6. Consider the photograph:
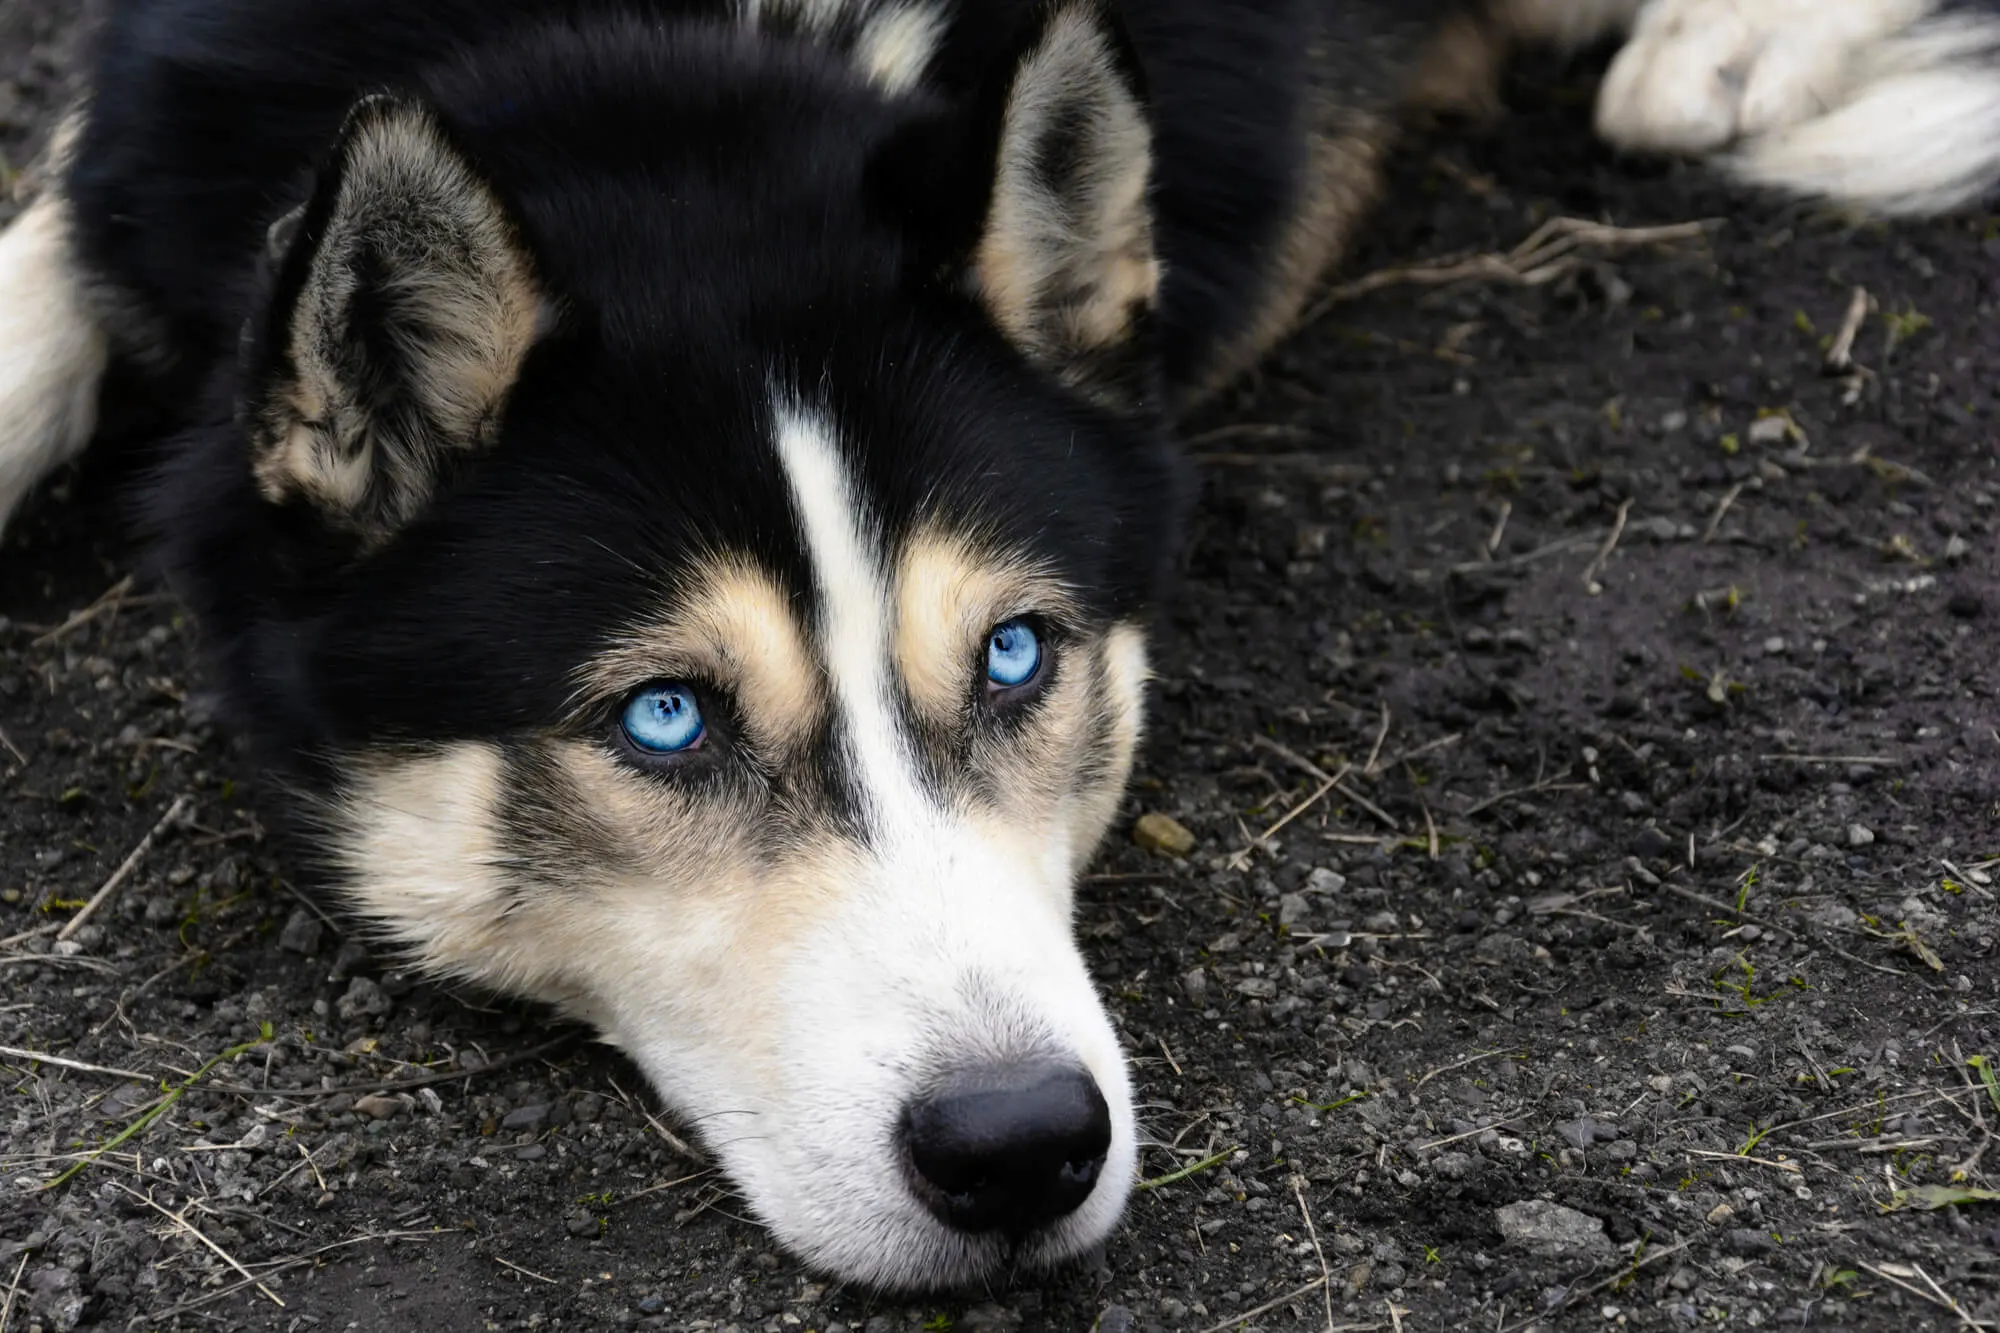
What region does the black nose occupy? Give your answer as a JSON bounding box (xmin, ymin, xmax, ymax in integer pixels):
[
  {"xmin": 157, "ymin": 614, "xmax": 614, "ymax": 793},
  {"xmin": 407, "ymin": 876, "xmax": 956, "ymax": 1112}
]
[{"xmin": 902, "ymin": 1063, "xmax": 1112, "ymax": 1236}]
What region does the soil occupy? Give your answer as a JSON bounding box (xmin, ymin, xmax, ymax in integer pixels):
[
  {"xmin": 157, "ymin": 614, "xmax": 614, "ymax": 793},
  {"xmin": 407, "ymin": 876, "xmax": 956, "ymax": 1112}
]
[{"xmin": 3, "ymin": 7, "xmax": 1998, "ymax": 1333}]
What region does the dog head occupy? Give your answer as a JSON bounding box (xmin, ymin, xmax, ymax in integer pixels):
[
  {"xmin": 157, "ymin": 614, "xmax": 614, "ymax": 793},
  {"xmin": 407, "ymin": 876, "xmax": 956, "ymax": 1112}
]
[{"xmin": 178, "ymin": 2, "xmax": 1183, "ymax": 1290}]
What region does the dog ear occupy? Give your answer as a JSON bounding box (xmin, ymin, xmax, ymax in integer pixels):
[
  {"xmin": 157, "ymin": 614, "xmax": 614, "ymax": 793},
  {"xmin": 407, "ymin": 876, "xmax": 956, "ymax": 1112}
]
[
  {"xmin": 975, "ymin": 1, "xmax": 1157, "ymax": 405},
  {"xmin": 872, "ymin": 1, "xmax": 1157, "ymax": 405},
  {"xmin": 244, "ymin": 95, "xmax": 547, "ymax": 543}
]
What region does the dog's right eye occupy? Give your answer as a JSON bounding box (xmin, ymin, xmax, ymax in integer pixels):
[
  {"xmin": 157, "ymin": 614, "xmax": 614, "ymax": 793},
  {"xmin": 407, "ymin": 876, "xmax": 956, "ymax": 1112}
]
[{"xmin": 619, "ymin": 682, "xmax": 706, "ymax": 754}]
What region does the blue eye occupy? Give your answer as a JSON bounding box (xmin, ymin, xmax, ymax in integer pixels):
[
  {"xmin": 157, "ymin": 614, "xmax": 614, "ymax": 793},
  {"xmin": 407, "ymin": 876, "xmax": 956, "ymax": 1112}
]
[
  {"xmin": 986, "ymin": 619, "xmax": 1042, "ymax": 689},
  {"xmin": 620, "ymin": 682, "xmax": 706, "ymax": 754}
]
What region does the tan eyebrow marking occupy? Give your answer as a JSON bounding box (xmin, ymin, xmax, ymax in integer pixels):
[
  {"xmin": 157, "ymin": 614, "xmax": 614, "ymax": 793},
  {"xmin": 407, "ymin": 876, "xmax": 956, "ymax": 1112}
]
[
  {"xmin": 893, "ymin": 527, "xmax": 1078, "ymax": 722},
  {"xmin": 580, "ymin": 555, "xmax": 825, "ymax": 760}
]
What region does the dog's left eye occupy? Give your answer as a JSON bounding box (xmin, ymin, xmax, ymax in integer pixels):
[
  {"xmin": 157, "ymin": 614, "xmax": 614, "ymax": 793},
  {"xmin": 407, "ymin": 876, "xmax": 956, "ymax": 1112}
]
[
  {"xmin": 620, "ymin": 682, "xmax": 706, "ymax": 753},
  {"xmin": 985, "ymin": 619, "xmax": 1042, "ymax": 689}
]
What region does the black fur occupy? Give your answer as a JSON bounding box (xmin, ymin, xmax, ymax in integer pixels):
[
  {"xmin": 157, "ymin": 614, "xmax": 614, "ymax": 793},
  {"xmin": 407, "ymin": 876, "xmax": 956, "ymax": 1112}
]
[{"xmin": 69, "ymin": 1, "xmax": 1257, "ymax": 772}]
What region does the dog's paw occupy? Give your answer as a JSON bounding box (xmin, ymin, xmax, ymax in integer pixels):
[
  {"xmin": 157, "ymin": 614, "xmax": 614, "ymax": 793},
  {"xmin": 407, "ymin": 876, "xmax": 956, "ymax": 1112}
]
[
  {"xmin": 1596, "ymin": 0, "xmax": 2000, "ymax": 213},
  {"xmin": 1595, "ymin": 0, "xmax": 1934, "ymax": 153}
]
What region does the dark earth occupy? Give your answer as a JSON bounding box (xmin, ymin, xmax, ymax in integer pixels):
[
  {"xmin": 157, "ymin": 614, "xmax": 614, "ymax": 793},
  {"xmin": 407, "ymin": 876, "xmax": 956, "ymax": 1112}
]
[{"xmin": 4, "ymin": 4, "xmax": 1998, "ymax": 1331}]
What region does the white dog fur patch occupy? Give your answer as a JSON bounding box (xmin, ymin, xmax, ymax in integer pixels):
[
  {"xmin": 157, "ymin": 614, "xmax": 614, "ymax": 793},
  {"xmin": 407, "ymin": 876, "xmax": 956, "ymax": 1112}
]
[
  {"xmin": 1598, "ymin": 0, "xmax": 2000, "ymax": 213},
  {"xmin": 0, "ymin": 191, "xmax": 109, "ymax": 535}
]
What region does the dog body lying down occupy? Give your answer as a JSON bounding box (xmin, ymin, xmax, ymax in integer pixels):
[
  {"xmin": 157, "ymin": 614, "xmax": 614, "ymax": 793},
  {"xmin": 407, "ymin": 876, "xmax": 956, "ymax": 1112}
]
[{"xmin": 0, "ymin": 0, "xmax": 1994, "ymax": 1290}]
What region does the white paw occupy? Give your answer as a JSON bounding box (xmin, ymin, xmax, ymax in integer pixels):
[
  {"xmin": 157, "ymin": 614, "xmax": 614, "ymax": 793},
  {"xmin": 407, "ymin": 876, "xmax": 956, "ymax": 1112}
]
[
  {"xmin": 1596, "ymin": 0, "xmax": 2000, "ymax": 214},
  {"xmin": 1595, "ymin": 0, "xmax": 1936, "ymax": 153}
]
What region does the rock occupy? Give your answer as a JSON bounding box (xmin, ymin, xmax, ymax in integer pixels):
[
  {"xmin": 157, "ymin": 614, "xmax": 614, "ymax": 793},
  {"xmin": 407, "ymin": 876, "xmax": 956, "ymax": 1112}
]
[
  {"xmin": 1494, "ymin": 1200, "xmax": 1611, "ymax": 1256},
  {"xmin": 1847, "ymin": 824, "xmax": 1875, "ymax": 848},
  {"xmin": 1633, "ymin": 826, "xmax": 1678, "ymax": 859},
  {"xmin": 278, "ymin": 908, "xmax": 324, "ymax": 956},
  {"xmin": 1706, "ymin": 1201, "xmax": 1736, "ymax": 1225},
  {"xmin": 1181, "ymin": 968, "xmax": 1207, "ymax": 1001},
  {"xmin": 1434, "ymin": 1151, "xmax": 1479, "ymax": 1181},
  {"xmin": 1305, "ymin": 867, "xmax": 1347, "ymax": 895},
  {"xmin": 1725, "ymin": 1228, "xmax": 1778, "ymax": 1256},
  {"xmin": 330, "ymin": 939, "xmax": 371, "ymax": 978},
  {"xmin": 957, "ymin": 1304, "xmax": 1024, "ymax": 1332},
  {"xmin": 1132, "ymin": 812, "xmax": 1195, "ymax": 857},
  {"xmin": 1556, "ymin": 1118, "xmax": 1601, "ymax": 1149},
  {"xmin": 1278, "ymin": 892, "xmax": 1310, "ymax": 927},
  {"xmin": 1947, "ymin": 589, "xmax": 1983, "ymax": 618},
  {"xmin": 564, "ymin": 1210, "xmax": 597, "ymax": 1237},
  {"xmin": 502, "ymin": 1104, "xmax": 550, "ymax": 1132},
  {"xmin": 352, "ymin": 1094, "xmax": 402, "ymax": 1121},
  {"xmin": 335, "ymin": 976, "xmax": 392, "ymax": 1021}
]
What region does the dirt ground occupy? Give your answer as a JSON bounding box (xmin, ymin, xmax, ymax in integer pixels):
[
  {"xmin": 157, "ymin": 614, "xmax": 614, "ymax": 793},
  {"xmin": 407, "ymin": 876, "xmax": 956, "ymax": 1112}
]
[{"xmin": 4, "ymin": 5, "xmax": 1998, "ymax": 1332}]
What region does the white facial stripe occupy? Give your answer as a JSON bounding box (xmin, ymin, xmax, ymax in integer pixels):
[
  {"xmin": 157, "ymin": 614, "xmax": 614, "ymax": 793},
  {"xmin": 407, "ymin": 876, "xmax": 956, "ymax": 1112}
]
[{"xmin": 770, "ymin": 399, "xmax": 935, "ymax": 843}]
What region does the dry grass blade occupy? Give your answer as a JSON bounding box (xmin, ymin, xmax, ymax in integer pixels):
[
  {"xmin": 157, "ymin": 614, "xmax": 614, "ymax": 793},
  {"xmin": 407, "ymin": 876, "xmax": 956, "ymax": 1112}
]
[
  {"xmin": 46, "ymin": 1031, "xmax": 268, "ymax": 1189},
  {"xmin": 1701, "ymin": 481, "xmax": 1744, "ymax": 544},
  {"xmin": 1856, "ymin": 1261, "xmax": 1986, "ymax": 1328},
  {"xmin": 1582, "ymin": 498, "xmax": 1633, "ymax": 594},
  {"xmin": 0, "ymin": 1045, "xmax": 150, "ymax": 1081},
  {"xmin": 30, "ymin": 574, "xmax": 136, "ymax": 647},
  {"xmin": 1824, "ymin": 285, "xmax": 1873, "ymax": 373},
  {"xmin": 494, "ymin": 1255, "xmax": 559, "ymax": 1284},
  {"xmin": 1294, "ymin": 1176, "xmax": 1336, "ymax": 1333},
  {"xmin": 0, "ymin": 1251, "xmax": 27, "ymax": 1333},
  {"xmin": 58, "ymin": 794, "xmax": 192, "ymax": 942},
  {"xmin": 114, "ymin": 1184, "xmax": 284, "ymax": 1307},
  {"xmin": 1229, "ymin": 763, "xmax": 1352, "ymax": 869}
]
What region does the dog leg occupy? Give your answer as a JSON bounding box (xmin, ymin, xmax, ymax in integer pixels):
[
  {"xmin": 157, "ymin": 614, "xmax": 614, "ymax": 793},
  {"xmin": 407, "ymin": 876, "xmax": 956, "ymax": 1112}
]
[
  {"xmin": 1597, "ymin": 0, "xmax": 2000, "ymax": 214},
  {"xmin": 0, "ymin": 186, "xmax": 110, "ymax": 536}
]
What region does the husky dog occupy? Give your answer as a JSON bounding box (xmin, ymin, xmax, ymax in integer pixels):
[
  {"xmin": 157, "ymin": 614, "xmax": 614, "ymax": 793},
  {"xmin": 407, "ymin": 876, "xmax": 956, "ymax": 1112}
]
[{"xmin": 1, "ymin": 0, "xmax": 1994, "ymax": 1291}]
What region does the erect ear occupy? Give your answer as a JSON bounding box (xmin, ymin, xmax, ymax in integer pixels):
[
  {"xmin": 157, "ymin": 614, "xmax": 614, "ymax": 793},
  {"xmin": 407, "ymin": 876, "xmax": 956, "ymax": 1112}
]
[
  {"xmin": 244, "ymin": 95, "xmax": 547, "ymax": 543},
  {"xmin": 942, "ymin": 2, "xmax": 1159, "ymax": 406}
]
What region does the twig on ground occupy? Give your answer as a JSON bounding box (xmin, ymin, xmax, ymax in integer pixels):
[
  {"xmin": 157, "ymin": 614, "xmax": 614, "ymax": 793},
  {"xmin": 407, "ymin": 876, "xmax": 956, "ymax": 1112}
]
[
  {"xmin": 1448, "ymin": 532, "xmax": 1599, "ymax": 576},
  {"xmin": 58, "ymin": 794, "xmax": 192, "ymax": 942},
  {"xmin": 0, "ymin": 1251, "xmax": 27, "ymax": 1333},
  {"xmin": 609, "ymin": 1169, "xmax": 714, "ymax": 1208},
  {"xmin": 1516, "ymin": 1240, "xmax": 1692, "ymax": 1330},
  {"xmin": 141, "ymin": 1230, "xmax": 439, "ymax": 1324},
  {"xmin": 1294, "ymin": 1177, "xmax": 1336, "ymax": 1333},
  {"xmin": 1824, "ymin": 285, "xmax": 1873, "ymax": 373},
  {"xmin": 0, "ymin": 1045, "xmax": 151, "ymax": 1082},
  {"xmin": 1414, "ymin": 1050, "xmax": 1508, "ymax": 1090},
  {"xmin": 30, "ymin": 575, "xmax": 136, "ymax": 647},
  {"xmin": 0, "ymin": 922, "xmax": 62, "ymax": 950},
  {"xmin": 1335, "ymin": 779, "xmax": 1399, "ymax": 832},
  {"xmin": 1192, "ymin": 1278, "xmax": 1368, "ymax": 1333},
  {"xmin": 1364, "ymin": 703, "xmax": 1392, "ymax": 775},
  {"xmin": 1300, "ymin": 216, "xmax": 1719, "ymax": 326},
  {"xmin": 214, "ymin": 1036, "xmax": 572, "ymax": 1099},
  {"xmin": 1483, "ymin": 500, "xmax": 1511, "ymax": 561},
  {"xmin": 1657, "ymin": 882, "xmax": 1790, "ymax": 937},
  {"xmin": 494, "ymin": 1255, "xmax": 559, "ymax": 1285},
  {"xmin": 1857, "ymin": 1261, "xmax": 1985, "ymax": 1328},
  {"xmin": 1460, "ymin": 778, "xmax": 1588, "ymax": 819},
  {"xmin": 1759, "ymin": 753, "xmax": 1898, "ymax": 766},
  {"xmin": 1229, "ymin": 765, "xmax": 1353, "ymax": 869},
  {"xmin": 115, "ymin": 1184, "xmax": 284, "ymax": 1307},
  {"xmin": 0, "ymin": 725, "xmax": 24, "ymax": 767},
  {"xmin": 1415, "ymin": 1120, "xmax": 1514, "ymax": 1152},
  {"xmin": 608, "ymin": 1076, "xmax": 708, "ymax": 1164},
  {"xmin": 1701, "ymin": 482, "xmax": 1744, "ymax": 544},
  {"xmin": 1582, "ymin": 498, "xmax": 1633, "ymax": 594}
]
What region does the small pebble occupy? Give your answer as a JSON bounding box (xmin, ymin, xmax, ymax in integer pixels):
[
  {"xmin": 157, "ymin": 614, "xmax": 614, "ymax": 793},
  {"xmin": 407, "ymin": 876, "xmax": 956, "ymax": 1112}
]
[{"xmin": 1132, "ymin": 812, "xmax": 1195, "ymax": 857}]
